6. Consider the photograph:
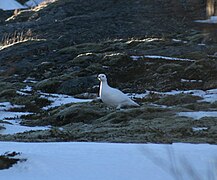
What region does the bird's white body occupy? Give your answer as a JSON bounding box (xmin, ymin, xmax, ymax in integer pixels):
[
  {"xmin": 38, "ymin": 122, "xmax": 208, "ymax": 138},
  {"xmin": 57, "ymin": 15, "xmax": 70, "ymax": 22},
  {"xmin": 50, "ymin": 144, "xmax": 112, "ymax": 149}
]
[{"xmin": 98, "ymin": 74, "xmax": 139, "ymax": 109}]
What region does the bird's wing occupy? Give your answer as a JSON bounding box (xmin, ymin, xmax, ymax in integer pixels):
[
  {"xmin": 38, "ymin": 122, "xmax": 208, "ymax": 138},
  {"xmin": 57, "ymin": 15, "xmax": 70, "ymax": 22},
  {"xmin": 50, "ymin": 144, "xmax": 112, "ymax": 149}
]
[
  {"xmin": 109, "ymin": 87, "xmax": 139, "ymax": 106},
  {"xmin": 108, "ymin": 87, "xmax": 129, "ymax": 101}
]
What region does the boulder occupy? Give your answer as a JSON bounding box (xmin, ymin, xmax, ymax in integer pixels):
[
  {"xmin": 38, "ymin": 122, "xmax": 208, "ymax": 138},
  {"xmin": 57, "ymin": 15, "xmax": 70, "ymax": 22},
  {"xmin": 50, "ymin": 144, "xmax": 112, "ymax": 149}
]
[
  {"xmin": 0, "ymin": 89, "xmax": 16, "ymax": 98},
  {"xmin": 58, "ymin": 76, "xmax": 98, "ymax": 95},
  {"xmin": 35, "ymin": 79, "xmax": 61, "ymax": 93}
]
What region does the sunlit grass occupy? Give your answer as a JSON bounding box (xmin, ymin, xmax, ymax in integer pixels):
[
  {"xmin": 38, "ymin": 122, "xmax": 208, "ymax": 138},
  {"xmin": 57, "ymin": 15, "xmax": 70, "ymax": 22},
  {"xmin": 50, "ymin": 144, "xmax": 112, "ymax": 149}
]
[
  {"xmin": 6, "ymin": 0, "xmax": 57, "ymax": 22},
  {"xmin": 207, "ymin": 0, "xmax": 214, "ymax": 17},
  {"xmin": 0, "ymin": 29, "xmax": 46, "ymax": 51},
  {"xmin": 28, "ymin": 0, "xmax": 57, "ymax": 12},
  {"xmin": 126, "ymin": 37, "xmax": 163, "ymax": 44}
]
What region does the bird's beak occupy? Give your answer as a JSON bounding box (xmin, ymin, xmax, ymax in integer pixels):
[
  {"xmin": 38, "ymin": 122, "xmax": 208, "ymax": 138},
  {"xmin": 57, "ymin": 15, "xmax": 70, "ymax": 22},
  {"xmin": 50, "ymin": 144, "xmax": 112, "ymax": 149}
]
[{"xmin": 97, "ymin": 76, "xmax": 101, "ymax": 81}]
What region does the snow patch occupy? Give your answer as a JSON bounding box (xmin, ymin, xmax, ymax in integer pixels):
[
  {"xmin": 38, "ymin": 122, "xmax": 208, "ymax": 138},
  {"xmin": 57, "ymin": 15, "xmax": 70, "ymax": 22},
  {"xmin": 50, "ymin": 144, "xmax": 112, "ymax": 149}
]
[
  {"xmin": 23, "ymin": 77, "xmax": 38, "ymax": 83},
  {"xmin": 0, "ymin": 102, "xmax": 47, "ymax": 135},
  {"xmin": 0, "ymin": 102, "xmax": 24, "ymax": 111},
  {"xmin": 154, "ymin": 89, "xmax": 217, "ymax": 103},
  {"xmin": 20, "ymin": 85, "xmax": 32, "ymax": 92},
  {"xmin": 0, "ymin": 111, "xmax": 31, "ymax": 120},
  {"xmin": 131, "ymin": 55, "xmax": 195, "ymax": 62},
  {"xmin": 172, "ymin": 39, "xmax": 182, "ymax": 42},
  {"xmin": 178, "ymin": 111, "xmax": 217, "ymax": 120},
  {"xmin": 129, "ymin": 92, "xmax": 149, "ymax": 99},
  {"xmin": 17, "ymin": 85, "xmax": 33, "ymax": 95},
  {"xmin": 195, "ymin": 16, "xmax": 217, "ymax": 24},
  {"xmin": 0, "ymin": 120, "xmax": 50, "ymax": 135},
  {"xmin": 40, "ymin": 92, "xmax": 92, "ymax": 110},
  {"xmin": 181, "ymin": 79, "xmax": 203, "ymax": 83},
  {"xmin": 192, "ymin": 127, "xmax": 208, "ymax": 131},
  {"xmin": 0, "ymin": 0, "xmax": 26, "ymax": 10},
  {"xmin": 0, "ymin": 142, "xmax": 216, "ymax": 180}
]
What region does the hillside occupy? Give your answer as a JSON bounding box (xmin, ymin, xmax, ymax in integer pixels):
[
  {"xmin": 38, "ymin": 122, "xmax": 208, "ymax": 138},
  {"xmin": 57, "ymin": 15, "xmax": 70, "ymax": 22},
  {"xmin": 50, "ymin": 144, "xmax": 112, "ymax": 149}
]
[{"xmin": 0, "ymin": 0, "xmax": 217, "ymax": 143}]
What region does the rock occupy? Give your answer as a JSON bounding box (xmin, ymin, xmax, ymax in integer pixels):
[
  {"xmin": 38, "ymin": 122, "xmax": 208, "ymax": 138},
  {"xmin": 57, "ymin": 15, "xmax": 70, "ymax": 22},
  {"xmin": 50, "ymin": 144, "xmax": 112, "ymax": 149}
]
[
  {"xmin": 0, "ymin": 89, "xmax": 16, "ymax": 98},
  {"xmin": 58, "ymin": 76, "xmax": 98, "ymax": 95},
  {"xmin": 156, "ymin": 94, "xmax": 202, "ymax": 106},
  {"xmin": 47, "ymin": 102, "xmax": 107, "ymax": 126},
  {"xmin": 35, "ymin": 79, "xmax": 61, "ymax": 93},
  {"xmin": 0, "ymin": 82, "xmax": 14, "ymax": 92},
  {"xmin": 0, "ymin": 152, "xmax": 24, "ymax": 170}
]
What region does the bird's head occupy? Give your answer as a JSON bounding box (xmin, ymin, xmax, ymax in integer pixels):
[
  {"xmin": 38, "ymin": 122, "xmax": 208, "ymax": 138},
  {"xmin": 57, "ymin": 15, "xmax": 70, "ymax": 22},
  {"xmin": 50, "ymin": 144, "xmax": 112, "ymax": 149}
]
[{"xmin": 98, "ymin": 74, "xmax": 107, "ymax": 82}]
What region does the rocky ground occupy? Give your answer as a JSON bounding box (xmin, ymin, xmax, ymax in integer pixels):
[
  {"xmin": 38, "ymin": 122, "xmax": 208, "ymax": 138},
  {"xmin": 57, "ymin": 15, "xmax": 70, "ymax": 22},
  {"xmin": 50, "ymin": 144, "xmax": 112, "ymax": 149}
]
[
  {"xmin": 0, "ymin": 152, "xmax": 25, "ymax": 170},
  {"xmin": 0, "ymin": 0, "xmax": 217, "ymax": 144}
]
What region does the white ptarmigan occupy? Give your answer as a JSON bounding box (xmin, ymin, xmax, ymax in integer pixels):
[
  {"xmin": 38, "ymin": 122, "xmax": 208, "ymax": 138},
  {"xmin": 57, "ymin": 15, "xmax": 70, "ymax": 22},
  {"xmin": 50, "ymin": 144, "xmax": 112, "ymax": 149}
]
[{"xmin": 98, "ymin": 74, "xmax": 139, "ymax": 109}]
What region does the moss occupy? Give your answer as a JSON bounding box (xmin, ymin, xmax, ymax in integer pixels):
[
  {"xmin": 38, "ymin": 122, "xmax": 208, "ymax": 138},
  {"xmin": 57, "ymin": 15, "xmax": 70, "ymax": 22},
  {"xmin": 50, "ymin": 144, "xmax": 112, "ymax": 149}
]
[
  {"xmin": 52, "ymin": 103, "xmax": 107, "ymax": 126},
  {"xmin": 0, "ymin": 89, "xmax": 16, "ymax": 98},
  {"xmin": 156, "ymin": 94, "xmax": 202, "ymax": 106},
  {"xmin": 102, "ymin": 53, "xmax": 131, "ymax": 66},
  {"xmin": 69, "ymin": 53, "xmax": 102, "ymax": 67},
  {"xmin": 156, "ymin": 63, "xmax": 183, "ymax": 74},
  {"xmin": 35, "ymin": 79, "xmax": 61, "ymax": 93},
  {"xmin": 59, "ymin": 43, "xmax": 104, "ymax": 54},
  {"xmin": 181, "ymin": 51, "xmax": 207, "ymax": 60}
]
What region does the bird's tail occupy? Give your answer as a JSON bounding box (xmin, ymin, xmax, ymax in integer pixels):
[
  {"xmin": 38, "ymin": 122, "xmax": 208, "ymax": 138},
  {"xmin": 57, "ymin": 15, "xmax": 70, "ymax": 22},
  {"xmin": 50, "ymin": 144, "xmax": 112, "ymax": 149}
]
[{"xmin": 130, "ymin": 99, "xmax": 140, "ymax": 107}]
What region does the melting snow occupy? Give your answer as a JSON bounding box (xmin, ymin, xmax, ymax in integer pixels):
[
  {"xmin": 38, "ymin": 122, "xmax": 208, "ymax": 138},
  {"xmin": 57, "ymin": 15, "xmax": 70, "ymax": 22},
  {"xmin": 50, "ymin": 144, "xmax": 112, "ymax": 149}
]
[
  {"xmin": 192, "ymin": 127, "xmax": 208, "ymax": 131},
  {"xmin": 0, "ymin": 120, "xmax": 49, "ymax": 135},
  {"xmin": 131, "ymin": 55, "xmax": 195, "ymax": 62},
  {"xmin": 17, "ymin": 86, "xmax": 33, "ymax": 96},
  {"xmin": 16, "ymin": 84, "xmax": 93, "ymax": 108},
  {"xmin": 0, "ymin": 102, "xmax": 48, "ymax": 135},
  {"xmin": 0, "ymin": 142, "xmax": 216, "ymax": 180},
  {"xmin": 0, "ymin": 111, "xmax": 31, "ymax": 120},
  {"xmin": 181, "ymin": 79, "xmax": 203, "ymax": 83},
  {"xmin": 129, "ymin": 92, "xmax": 149, "ymax": 99},
  {"xmin": 172, "ymin": 39, "xmax": 182, "ymax": 42},
  {"xmin": 1, "ymin": 89, "xmax": 93, "ymax": 134},
  {"xmin": 16, "ymin": 91, "xmax": 30, "ymax": 96},
  {"xmin": 40, "ymin": 92, "xmax": 92, "ymax": 110},
  {"xmin": 178, "ymin": 111, "xmax": 217, "ymax": 120},
  {"xmin": 23, "ymin": 77, "xmax": 38, "ymax": 83},
  {"xmin": 195, "ymin": 16, "xmax": 217, "ymax": 24},
  {"xmin": 0, "ymin": 102, "xmax": 24, "ymax": 111},
  {"xmin": 132, "ymin": 89, "xmax": 217, "ymax": 103},
  {"xmin": 171, "ymin": 39, "xmax": 188, "ymax": 44},
  {"xmin": 19, "ymin": 85, "xmax": 32, "ymax": 92}
]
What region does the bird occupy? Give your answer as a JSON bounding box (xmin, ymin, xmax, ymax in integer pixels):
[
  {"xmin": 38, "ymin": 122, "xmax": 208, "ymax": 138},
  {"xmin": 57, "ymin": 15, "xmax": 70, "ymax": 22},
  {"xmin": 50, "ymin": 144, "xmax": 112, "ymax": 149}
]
[{"xmin": 98, "ymin": 74, "xmax": 140, "ymax": 109}]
